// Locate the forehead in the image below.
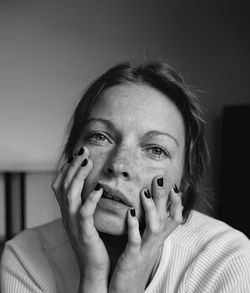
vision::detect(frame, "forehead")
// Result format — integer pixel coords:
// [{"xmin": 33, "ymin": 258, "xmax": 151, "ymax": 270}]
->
[
  {"xmin": 88, "ymin": 83, "xmax": 185, "ymax": 142},
  {"xmin": 92, "ymin": 83, "xmax": 179, "ymax": 115}
]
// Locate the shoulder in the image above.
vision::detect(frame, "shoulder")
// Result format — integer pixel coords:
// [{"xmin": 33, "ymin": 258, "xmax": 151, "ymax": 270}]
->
[
  {"xmin": 171, "ymin": 210, "xmax": 250, "ymax": 254},
  {"xmin": 4, "ymin": 218, "xmax": 68, "ymax": 254},
  {"xmin": 168, "ymin": 210, "xmax": 250, "ymax": 292},
  {"xmin": 1, "ymin": 218, "xmax": 69, "ymax": 271},
  {"xmin": 0, "ymin": 219, "xmax": 70, "ymax": 292}
]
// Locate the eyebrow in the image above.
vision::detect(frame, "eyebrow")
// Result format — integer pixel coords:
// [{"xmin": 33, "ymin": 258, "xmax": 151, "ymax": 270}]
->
[
  {"xmin": 85, "ymin": 118, "xmax": 179, "ymax": 146},
  {"xmin": 85, "ymin": 118, "xmax": 115, "ymax": 130},
  {"xmin": 145, "ymin": 130, "xmax": 179, "ymax": 147}
]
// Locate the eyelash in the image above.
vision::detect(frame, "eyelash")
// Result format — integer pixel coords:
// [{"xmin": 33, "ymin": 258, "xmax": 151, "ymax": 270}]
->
[
  {"xmin": 87, "ymin": 131, "xmax": 111, "ymax": 144},
  {"xmin": 145, "ymin": 145, "xmax": 170, "ymax": 159}
]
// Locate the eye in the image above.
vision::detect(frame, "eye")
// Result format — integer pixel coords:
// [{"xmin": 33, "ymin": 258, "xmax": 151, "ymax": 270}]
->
[
  {"xmin": 91, "ymin": 133, "xmax": 107, "ymax": 141},
  {"xmin": 87, "ymin": 131, "xmax": 112, "ymax": 144},
  {"xmin": 146, "ymin": 145, "xmax": 170, "ymax": 159}
]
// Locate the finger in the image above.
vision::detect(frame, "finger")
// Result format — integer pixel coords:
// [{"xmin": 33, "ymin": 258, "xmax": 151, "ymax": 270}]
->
[
  {"xmin": 52, "ymin": 163, "xmax": 70, "ymax": 204},
  {"xmin": 60, "ymin": 159, "xmax": 93, "ymax": 236},
  {"xmin": 79, "ymin": 184, "xmax": 103, "ymax": 243},
  {"xmin": 152, "ymin": 176, "xmax": 168, "ymax": 219},
  {"xmin": 168, "ymin": 186, "xmax": 183, "ymax": 224},
  {"xmin": 64, "ymin": 146, "xmax": 90, "ymax": 190},
  {"xmin": 67, "ymin": 158, "xmax": 93, "ymax": 215},
  {"xmin": 124, "ymin": 208, "xmax": 141, "ymax": 257},
  {"xmin": 140, "ymin": 189, "xmax": 160, "ymax": 239},
  {"xmin": 52, "ymin": 162, "xmax": 69, "ymax": 192}
]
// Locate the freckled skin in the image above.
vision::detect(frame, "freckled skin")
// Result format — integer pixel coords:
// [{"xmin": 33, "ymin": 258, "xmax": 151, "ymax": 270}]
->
[{"xmin": 74, "ymin": 83, "xmax": 185, "ymax": 235}]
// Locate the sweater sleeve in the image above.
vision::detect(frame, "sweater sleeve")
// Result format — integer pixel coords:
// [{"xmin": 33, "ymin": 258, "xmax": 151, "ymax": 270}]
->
[{"xmin": 0, "ymin": 230, "xmax": 59, "ymax": 293}]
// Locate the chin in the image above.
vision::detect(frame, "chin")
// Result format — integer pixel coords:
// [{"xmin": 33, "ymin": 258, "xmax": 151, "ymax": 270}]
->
[{"xmin": 93, "ymin": 210, "xmax": 127, "ymax": 235}]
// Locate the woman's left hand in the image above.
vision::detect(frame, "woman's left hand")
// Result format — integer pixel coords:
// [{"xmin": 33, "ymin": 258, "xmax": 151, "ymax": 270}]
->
[{"xmin": 109, "ymin": 176, "xmax": 183, "ymax": 293}]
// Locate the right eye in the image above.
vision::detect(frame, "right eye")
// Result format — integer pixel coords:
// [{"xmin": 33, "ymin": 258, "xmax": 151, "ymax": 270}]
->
[
  {"xmin": 90, "ymin": 133, "xmax": 107, "ymax": 141},
  {"xmin": 87, "ymin": 132, "xmax": 112, "ymax": 144}
]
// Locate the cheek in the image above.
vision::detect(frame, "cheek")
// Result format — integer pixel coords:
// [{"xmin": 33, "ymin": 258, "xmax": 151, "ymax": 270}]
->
[
  {"xmin": 89, "ymin": 148, "xmax": 107, "ymax": 169},
  {"xmin": 144, "ymin": 162, "xmax": 183, "ymax": 191}
]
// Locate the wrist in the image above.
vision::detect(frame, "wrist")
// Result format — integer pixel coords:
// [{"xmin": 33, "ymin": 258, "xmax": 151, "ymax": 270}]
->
[{"xmin": 78, "ymin": 277, "xmax": 108, "ymax": 293}]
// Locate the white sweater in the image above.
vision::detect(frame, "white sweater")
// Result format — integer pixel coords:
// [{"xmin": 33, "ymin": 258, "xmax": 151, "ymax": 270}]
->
[{"xmin": 1, "ymin": 210, "xmax": 250, "ymax": 293}]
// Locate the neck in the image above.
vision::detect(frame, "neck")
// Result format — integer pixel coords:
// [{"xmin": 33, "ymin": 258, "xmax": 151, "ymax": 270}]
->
[
  {"xmin": 99, "ymin": 232, "xmax": 163, "ymax": 287},
  {"xmin": 100, "ymin": 232, "xmax": 127, "ymax": 275}
]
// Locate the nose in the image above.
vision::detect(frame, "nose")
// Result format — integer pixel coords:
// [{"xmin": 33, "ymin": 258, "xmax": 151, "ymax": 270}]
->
[{"xmin": 104, "ymin": 145, "xmax": 136, "ymax": 180}]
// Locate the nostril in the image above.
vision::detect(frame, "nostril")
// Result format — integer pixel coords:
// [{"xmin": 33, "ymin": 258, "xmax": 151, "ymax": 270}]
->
[
  {"xmin": 105, "ymin": 167, "xmax": 129, "ymax": 178},
  {"xmin": 122, "ymin": 172, "xmax": 129, "ymax": 178}
]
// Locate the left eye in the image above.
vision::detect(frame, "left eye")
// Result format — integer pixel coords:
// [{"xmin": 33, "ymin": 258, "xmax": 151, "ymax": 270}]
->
[{"xmin": 146, "ymin": 146, "xmax": 169, "ymax": 158}]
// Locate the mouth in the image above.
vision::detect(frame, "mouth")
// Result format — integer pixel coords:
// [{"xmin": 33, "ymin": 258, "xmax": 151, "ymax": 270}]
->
[
  {"xmin": 102, "ymin": 190, "xmax": 126, "ymax": 204},
  {"xmin": 100, "ymin": 184, "xmax": 132, "ymax": 207}
]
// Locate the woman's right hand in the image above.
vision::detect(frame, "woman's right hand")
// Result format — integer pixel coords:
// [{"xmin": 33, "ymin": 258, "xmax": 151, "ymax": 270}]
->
[{"xmin": 52, "ymin": 146, "xmax": 110, "ymax": 293}]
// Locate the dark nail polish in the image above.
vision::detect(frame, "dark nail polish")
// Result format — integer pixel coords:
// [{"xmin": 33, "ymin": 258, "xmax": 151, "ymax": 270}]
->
[
  {"xmin": 144, "ymin": 189, "xmax": 151, "ymax": 199},
  {"xmin": 130, "ymin": 208, "xmax": 136, "ymax": 217},
  {"xmin": 95, "ymin": 183, "xmax": 102, "ymax": 191},
  {"xmin": 157, "ymin": 177, "xmax": 163, "ymax": 187},
  {"xmin": 81, "ymin": 158, "xmax": 88, "ymax": 167},
  {"xmin": 78, "ymin": 147, "xmax": 84, "ymax": 156},
  {"xmin": 173, "ymin": 184, "xmax": 179, "ymax": 193},
  {"xmin": 67, "ymin": 155, "xmax": 74, "ymax": 163}
]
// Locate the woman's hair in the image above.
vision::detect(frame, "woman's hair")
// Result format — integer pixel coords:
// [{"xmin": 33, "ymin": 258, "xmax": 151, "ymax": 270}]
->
[{"xmin": 61, "ymin": 59, "xmax": 212, "ymax": 221}]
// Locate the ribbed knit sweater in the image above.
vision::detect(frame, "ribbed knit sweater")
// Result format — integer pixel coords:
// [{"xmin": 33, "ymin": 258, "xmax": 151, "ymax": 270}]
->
[{"xmin": 1, "ymin": 210, "xmax": 250, "ymax": 292}]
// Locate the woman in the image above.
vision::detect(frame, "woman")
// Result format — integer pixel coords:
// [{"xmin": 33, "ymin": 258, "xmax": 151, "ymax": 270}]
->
[{"xmin": 1, "ymin": 60, "xmax": 250, "ymax": 292}]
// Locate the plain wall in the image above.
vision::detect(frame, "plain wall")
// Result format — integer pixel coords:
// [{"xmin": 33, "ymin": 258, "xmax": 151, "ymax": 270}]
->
[
  {"xmin": 25, "ymin": 172, "xmax": 60, "ymax": 229},
  {"xmin": 0, "ymin": 175, "xmax": 5, "ymax": 240},
  {"xmin": 0, "ymin": 0, "xmax": 249, "ymax": 232}
]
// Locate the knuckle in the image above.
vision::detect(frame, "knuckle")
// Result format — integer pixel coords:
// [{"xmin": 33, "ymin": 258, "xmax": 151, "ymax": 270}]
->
[
  {"xmin": 146, "ymin": 201, "xmax": 155, "ymax": 212},
  {"xmin": 79, "ymin": 206, "xmax": 90, "ymax": 219},
  {"xmin": 86, "ymin": 158, "xmax": 93, "ymax": 169},
  {"xmin": 62, "ymin": 181, "xmax": 69, "ymax": 192},
  {"xmin": 149, "ymin": 224, "xmax": 161, "ymax": 236},
  {"xmin": 66, "ymin": 191, "xmax": 74, "ymax": 206},
  {"xmin": 130, "ymin": 237, "xmax": 141, "ymax": 247},
  {"xmin": 154, "ymin": 190, "xmax": 165, "ymax": 199},
  {"xmin": 78, "ymin": 235, "xmax": 89, "ymax": 246},
  {"xmin": 87, "ymin": 192, "xmax": 97, "ymax": 203}
]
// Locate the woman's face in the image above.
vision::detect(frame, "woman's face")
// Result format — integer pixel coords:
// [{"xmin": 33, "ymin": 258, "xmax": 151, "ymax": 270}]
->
[{"xmin": 74, "ymin": 83, "xmax": 185, "ymax": 235}]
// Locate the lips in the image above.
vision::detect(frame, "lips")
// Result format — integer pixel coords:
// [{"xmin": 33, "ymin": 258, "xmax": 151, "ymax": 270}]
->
[
  {"xmin": 100, "ymin": 184, "xmax": 132, "ymax": 207},
  {"xmin": 102, "ymin": 190, "xmax": 126, "ymax": 204}
]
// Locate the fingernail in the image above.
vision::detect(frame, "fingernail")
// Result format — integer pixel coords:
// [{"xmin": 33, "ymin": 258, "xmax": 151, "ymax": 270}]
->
[
  {"xmin": 78, "ymin": 147, "xmax": 84, "ymax": 156},
  {"xmin": 144, "ymin": 189, "xmax": 151, "ymax": 199},
  {"xmin": 81, "ymin": 158, "xmax": 88, "ymax": 167},
  {"xmin": 67, "ymin": 155, "xmax": 74, "ymax": 163},
  {"xmin": 157, "ymin": 177, "xmax": 163, "ymax": 187},
  {"xmin": 173, "ymin": 184, "xmax": 179, "ymax": 193},
  {"xmin": 95, "ymin": 183, "xmax": 102, "ymax": 191},
  {"xmin": 130, "ymin": 208, "xmax": 136, "ymax": 217}
]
